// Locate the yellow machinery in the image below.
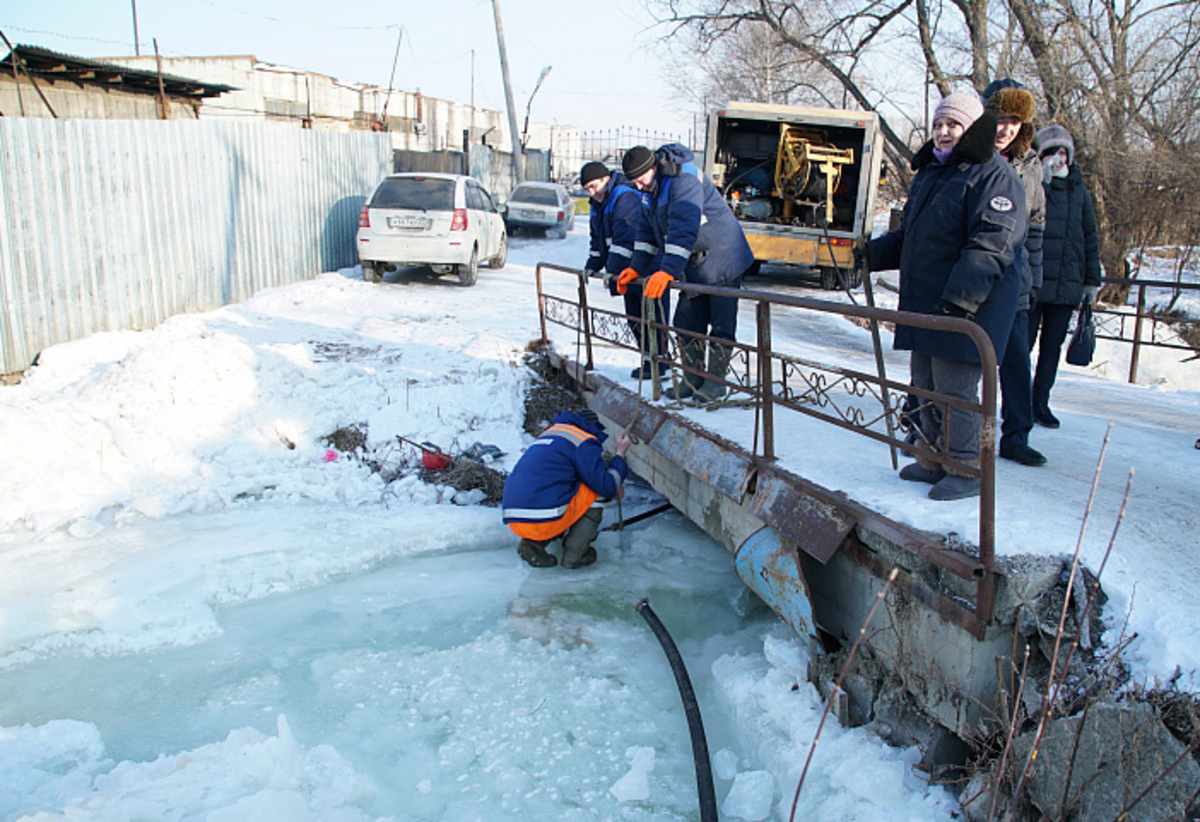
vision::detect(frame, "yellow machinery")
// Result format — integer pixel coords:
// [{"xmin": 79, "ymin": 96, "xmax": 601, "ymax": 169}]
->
[{"xmin": 774, "ymin": 124, "xmax": 855, "ymax": 225}]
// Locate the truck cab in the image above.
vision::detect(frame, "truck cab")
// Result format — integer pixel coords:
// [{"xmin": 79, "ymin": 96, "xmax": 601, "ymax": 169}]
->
[{"xmin": 703, "ymin": 102, "xmax": 884, "ymax": 289}]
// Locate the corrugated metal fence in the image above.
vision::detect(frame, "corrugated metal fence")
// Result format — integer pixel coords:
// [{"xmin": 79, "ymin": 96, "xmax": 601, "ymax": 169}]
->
[{"xmin": 0, "ymin": 119, "xmax": 392, "ymax": 374}]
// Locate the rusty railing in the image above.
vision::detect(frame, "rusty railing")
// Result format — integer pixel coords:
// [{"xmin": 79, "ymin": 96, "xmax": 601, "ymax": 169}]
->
[
  {"xmin": 1093, "ymin": 276, "xmax": 1200, "ymax": 383},
  {"xmin": 535, "ymin": 263, "xmax": 1001, "ymax": 636}
]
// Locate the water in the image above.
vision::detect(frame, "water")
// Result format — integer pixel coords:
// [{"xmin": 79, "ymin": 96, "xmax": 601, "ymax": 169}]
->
[{"xmin": 0, "ymin": 510, "xmax": 784, "ymax": 821}]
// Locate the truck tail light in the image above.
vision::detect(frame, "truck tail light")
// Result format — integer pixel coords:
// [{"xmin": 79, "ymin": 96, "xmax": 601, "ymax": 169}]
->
[
  {"xmin": 358, "ymin": 204, "xmax": 371, "ymax": 228},
  {"xmin": 828, "ymin": 237, "xmax": 851, "ymax": 246},
  {"xmin": 450, "ymin": 208, "xmax": 468, "ymax": 231}
]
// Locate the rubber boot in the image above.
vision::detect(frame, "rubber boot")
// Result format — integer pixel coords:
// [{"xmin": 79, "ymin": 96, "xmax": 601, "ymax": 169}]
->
[
  {"xmin": 694, "ymin": 341, "xmax": 733, "ymax": 404},
  {"xmin": 561, "ymin": 508, "xmax": 602, "ymax": 569},
  {"xmin": 663, "ymin": 339, "xmax": 704, "ymax": 401},
  {"xmin": 517, "ymin": 538, "xmax": 557, "ymax": 568}
]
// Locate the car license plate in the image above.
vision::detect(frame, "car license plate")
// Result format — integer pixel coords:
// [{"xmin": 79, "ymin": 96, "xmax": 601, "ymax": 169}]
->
[
  {"xmin": 388, "ymin": 215, "xmax": 428, "ymax": 230},
  {"xmin": 521, "ymin": 209, "xmax": 541, "ymax": 219}
]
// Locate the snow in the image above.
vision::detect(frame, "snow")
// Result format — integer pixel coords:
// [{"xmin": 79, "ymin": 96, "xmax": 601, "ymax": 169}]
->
[{"xmin": 0, "ymin": 224, "xmax": 1196, "ymax": 820}]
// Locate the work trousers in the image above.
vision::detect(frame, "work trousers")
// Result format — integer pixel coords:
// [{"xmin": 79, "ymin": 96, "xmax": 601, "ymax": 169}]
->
[
  {"xmin": 672, "ymin": 282, "xmax": 740, "ymax": 343},
  {"xmin": 1028, "ymin": 302, "xmax": 1075, "ymax": 406},
  {"xmin": 999, "ymin": 309, "xmax": 1034, "ymax": 449},
  {"xmin": 909, "ymin": 352, "xmax": 982, "ymax": 469},
  {"xmin": 521, "ymin": 507, "xmax": 603, "ymax": 560}
]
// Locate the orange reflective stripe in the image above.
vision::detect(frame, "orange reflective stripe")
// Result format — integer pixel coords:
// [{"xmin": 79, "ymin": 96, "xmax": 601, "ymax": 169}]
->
[
  {"xmin": 542, "ymin": 423, "xmax": 595, "ymax": 445},
  {"xmin": 508, "ymin": 483, "xmax": 600, "ymax": 541}
]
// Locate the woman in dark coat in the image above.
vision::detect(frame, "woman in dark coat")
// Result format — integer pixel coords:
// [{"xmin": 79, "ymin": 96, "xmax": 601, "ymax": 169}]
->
[
  {"xmin": 1028, "ymin": 125, "xmax": 1102, "ymax": 428},
  {"xmin": 867, "ymin": 92, "xmax": 1027, "ymax": 501}
]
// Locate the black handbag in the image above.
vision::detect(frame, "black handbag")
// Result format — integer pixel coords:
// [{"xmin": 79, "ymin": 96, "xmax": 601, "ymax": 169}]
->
[{"xmin": 1066, "ymin": 302, "xmax": 1096, "ymax": 366}]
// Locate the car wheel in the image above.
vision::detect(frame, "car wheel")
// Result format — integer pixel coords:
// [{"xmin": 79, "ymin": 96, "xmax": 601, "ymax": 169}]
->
[
  {"xmin": 457, "ymin": 246, "xmax": 479, "ymax": 287},
  {"xmin": 362, "ymin": 262, "xmax": 382, "ymax": 283},
  {"xmin": 490, "ymin": 232, "xmax": 507, "ymax": 269}
]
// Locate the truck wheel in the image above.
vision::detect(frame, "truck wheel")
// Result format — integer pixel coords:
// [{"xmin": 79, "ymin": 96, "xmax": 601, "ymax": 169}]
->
[
  {"xmin": 819, "ymin": 267, "xmax": 840, "ymax": 290},
  {"xmin": 457, "ymin": 246, "xmax": 479, "ymax": 287}
]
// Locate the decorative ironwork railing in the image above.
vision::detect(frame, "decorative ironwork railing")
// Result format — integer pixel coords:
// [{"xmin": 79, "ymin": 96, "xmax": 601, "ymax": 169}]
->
[{"xmin": 536, "ymin": 263, "xmax": 1002, "ymax": 637}]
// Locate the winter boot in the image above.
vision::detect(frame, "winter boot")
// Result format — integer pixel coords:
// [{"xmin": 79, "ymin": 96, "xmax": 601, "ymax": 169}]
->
[
  {"xmin": 517, "ymin": 539, "xmax": 557, "ymax": 568},
  {"xmin": 631, "ymin": 360, "xmax": 669, "ymax": 379},
  {"xmin": 694, "ymin": 341, "xmax": 734, "ymax": 404},
  {"xmin": 663, "ymin": 339, "xmax": 705, "ymax": 401},
  {"xmin": 561, "ymin": 508, "xmax": 602, "ymax": 569},
  {"xmin": 928, "ymin": 473, "xmax": 981, "ymax": 501},
  {"xmin": 1033, "ymin": 401, "xmax": 1060, "ymax": 429},
  {"xmin": 899, "ymin": 462, "xmax": 946, "ymax": 485}
]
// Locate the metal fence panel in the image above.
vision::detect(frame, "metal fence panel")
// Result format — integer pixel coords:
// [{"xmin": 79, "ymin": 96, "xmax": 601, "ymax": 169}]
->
[{"xmin": 0, "ymin": 119, "xmax": 391, "ymax": 374}]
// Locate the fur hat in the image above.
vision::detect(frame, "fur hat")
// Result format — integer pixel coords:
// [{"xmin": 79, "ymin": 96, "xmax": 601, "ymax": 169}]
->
[
  {"xmin": 932, "ymin": 92, "xmax": 984, "ymax": 129},
  {"xmin": 622, "ymin": 145, "xmax": 656, "ymax": 179},
  {"xmin": 579, "ymin": 161, "xmax": 610, "ymax": 187},
  {"xmin": 1037, "ymin": 124, "xmax": 1075, "ymax": 166},
  {"xmin": 982, "ymin": 79, "xmax": 1036, "ymax": 156}
]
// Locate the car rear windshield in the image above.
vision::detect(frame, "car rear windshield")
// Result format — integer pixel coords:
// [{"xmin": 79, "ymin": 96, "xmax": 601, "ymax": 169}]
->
[
  {"xmin": 371, "ymin": 178, "xmax": 455, "ymax": 211},
  {"xmin": 508, "ymin": 186, "xmax": 559, "ymax": 206}
]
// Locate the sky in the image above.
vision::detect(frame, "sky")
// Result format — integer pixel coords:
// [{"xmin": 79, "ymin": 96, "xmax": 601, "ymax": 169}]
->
[{"xmin": 0, "ymin": 0, "xmax": 700, "ymax": 137}]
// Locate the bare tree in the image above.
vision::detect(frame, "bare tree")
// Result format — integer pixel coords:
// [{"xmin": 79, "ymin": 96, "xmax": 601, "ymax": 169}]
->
[{"xmin": 655, "ymin": 0, "xmax": 1200, "ymax": 284}]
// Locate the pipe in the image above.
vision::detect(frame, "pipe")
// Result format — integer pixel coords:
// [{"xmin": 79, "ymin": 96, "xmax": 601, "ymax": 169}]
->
[
  {"xmin": 734, "ymin": 527, "xmax": 816, "ymax": 639},
  {"xmin": 635, "ymin": 598, "xmax": 718, "ymax": 822}
]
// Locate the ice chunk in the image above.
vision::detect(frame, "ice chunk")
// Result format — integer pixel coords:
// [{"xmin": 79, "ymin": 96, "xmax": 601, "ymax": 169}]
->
[
  {"xmin": 713, "ymin": 747, "xmax": 739, "ymax": 781},
  {"xmin": 721, "ymin": 769, "xmax": 775, "ymax": 821},
  {"xmin": 609, "ymin": 745, "xmax": 655, "ymax": 802}
]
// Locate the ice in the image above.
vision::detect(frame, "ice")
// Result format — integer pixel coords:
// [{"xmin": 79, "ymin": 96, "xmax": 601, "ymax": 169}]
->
[
  {"xmin": 609, "ymin": 746, "xmax": 656, "ymax": 802},
  {"xmin": 712, "ymin": 747, "xmax": 740, "ymax": 780},
  {"xmin": 2, "ymin": 224, "xmax": 1193, "ymax": 819},
  {"xmin": 721, "ymin": 770, "xmax": 776, "ymax": 821}
]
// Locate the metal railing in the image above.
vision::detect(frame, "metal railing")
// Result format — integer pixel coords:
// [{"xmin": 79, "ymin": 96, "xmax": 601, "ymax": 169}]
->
[
  {"xmin": 1093, "ymin": 276, "xmax": 1200, "ymax": 383},
  {"xmin": 536, "ymin": 262, "xmax": 1001, "ymax": 636}
]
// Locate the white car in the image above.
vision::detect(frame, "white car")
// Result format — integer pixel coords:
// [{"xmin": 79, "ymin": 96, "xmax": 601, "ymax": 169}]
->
[
  {"xmin": 356, "ymin": 173, "xmax": 507, "ymax": 286},
  {"xmin": 502, "ymin": 181, "xmax": 576, "ymax": 238}
]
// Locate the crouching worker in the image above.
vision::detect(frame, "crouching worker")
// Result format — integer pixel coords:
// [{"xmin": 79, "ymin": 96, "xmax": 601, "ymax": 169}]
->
[{"xmin": 502, "ymin": 409, "xmax": 631, "ymax": 569}]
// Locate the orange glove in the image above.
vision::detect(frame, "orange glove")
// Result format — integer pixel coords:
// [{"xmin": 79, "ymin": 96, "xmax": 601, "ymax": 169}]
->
[
  {"xmin": 645, "ymin": 270, "xmax": 675, "ymax": 299},
  {"xmin": 615, "ymin": 267, "xmax": 638, "ymax": 295}
]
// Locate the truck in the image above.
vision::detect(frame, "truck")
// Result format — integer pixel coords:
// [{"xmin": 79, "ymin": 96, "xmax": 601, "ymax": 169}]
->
[{"xmin": 702, "ymin": 101, "xmax": 885, "ymax": 290}]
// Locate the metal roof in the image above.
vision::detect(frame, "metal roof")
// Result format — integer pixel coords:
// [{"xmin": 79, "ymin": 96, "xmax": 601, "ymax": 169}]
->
[{"xmin": 2, "ymin": 45, "xmax": 235, "ymax": 99}]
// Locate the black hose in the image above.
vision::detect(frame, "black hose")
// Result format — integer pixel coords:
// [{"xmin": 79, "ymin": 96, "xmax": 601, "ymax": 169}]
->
[{"xmin": 635, "ymin": 598, "xmax": 718, "ymax": 822}]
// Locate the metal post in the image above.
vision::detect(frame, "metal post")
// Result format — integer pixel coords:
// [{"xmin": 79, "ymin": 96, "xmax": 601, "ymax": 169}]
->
[
  {"xmin": 757, "ymin": 302, "xmax": 775, "ymax": 460},
  {"xmin": 1129, "ymin": 284, "xmax": 1145, "ymax": 384}
]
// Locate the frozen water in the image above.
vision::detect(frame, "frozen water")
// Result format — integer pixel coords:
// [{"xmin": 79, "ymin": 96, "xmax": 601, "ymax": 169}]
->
[
  {"xmin": 609, "ymin": 746, "xmax": 656, "ymax": 802},
  {"xmin": 0, "ymin": 505, "xmax": 960, "ymax": 821},
  {"xmin": 722, "ymin": 770, "xmax": 776, "ymax": 821}
]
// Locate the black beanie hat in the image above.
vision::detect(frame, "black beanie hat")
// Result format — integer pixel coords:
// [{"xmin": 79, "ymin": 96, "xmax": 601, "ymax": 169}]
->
[
  {"xmin": 579, "ymin": 161, "xmax": 610, "ymax": 187},
  {"xmin": 622, "ymin": 145, "xmax": 655, "ymax": 179}
]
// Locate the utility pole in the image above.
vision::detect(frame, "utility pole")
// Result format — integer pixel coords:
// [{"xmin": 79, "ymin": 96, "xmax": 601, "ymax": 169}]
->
[
  {"xmin": 380, "ymin": 25, "xmax": 403, "ymax": 129},
  {"xmin": 490, "ymin": 0, "xmax": 524, "ymax": 185},
  {"xmin": 131, "ymin": 0, "xmax": 140, "ymax": 56}
]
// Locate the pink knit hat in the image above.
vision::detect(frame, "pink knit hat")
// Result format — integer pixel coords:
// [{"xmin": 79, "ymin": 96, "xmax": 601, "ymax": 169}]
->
[{"xmin": 932, "ymin": 92, "xmax": 984, "ymax": 129}]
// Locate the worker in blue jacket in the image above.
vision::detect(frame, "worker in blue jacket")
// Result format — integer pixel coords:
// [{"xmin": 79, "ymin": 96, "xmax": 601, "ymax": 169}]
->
[
  {"xmin": 502, "ymin": 408, "xmax": 631, "ymax": 569},
  {"xmin": 866, "ymin": 92, "xmax": 1026, "ymax": 501},
  {"xmin": 618, "ymin": 143, "xmax": 754, "ymax": 403},
  {"xmin": 579, "ymin": 161, "xmax": 667, "ymax": 379}
]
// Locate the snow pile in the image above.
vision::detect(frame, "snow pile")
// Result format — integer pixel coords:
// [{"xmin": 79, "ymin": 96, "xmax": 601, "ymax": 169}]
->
[
  {"xmin": 710, "ymin": 634, "xmax": 959, "ymax": 821},
  {"xmin": 2, "ymin": 716, "xmax": 381, "ymax": 822}
]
